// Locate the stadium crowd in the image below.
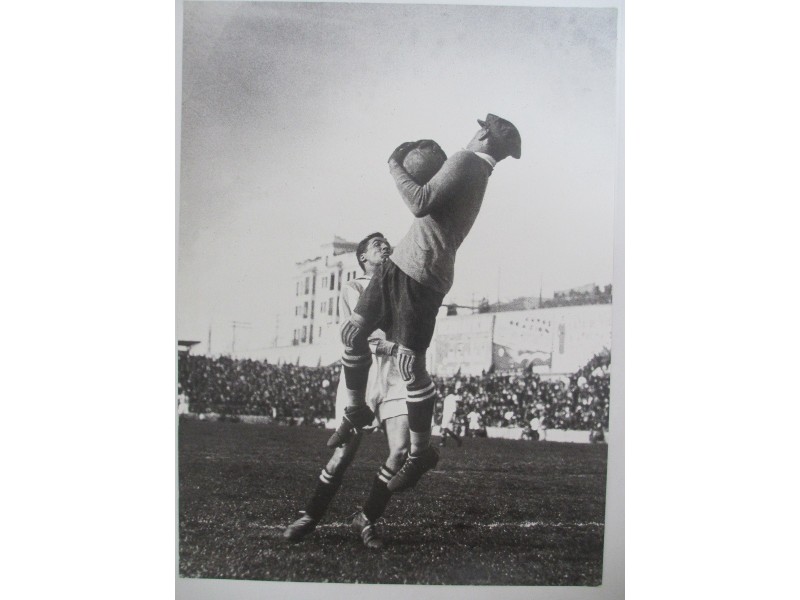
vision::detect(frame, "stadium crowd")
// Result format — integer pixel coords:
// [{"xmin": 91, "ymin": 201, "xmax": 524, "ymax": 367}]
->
[
  {"xmin": 178, "ymin": 355, "xmax": 338, "ymax": 426},
  {"xmin": 177, "ymin": 351, "xmax": 610, "ymax": 432},
  {"xmin": 435, "ymin": 350, "xmax": 610, "ymax": 435}
]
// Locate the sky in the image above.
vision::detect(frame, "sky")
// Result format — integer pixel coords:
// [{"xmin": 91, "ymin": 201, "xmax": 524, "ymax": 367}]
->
[{"xmin": 177, "ymin": 1, "xmax": 621, "ymax": 355}]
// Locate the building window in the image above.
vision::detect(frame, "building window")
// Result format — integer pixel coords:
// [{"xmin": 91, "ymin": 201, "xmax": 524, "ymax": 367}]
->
[
  {"xmin": 305, "ymin": 277, "xmax": 309, "ymax": 295},
  {"xmin": 338, "ymin": 272, "xmax": 342, "ymax": 291},
  {"xmin": 321, "ymin": 301, "xmax": 326, "ymax": 314},
  {"xmin": 311, "ymin": 300, "xmax": 315, "ymax": 318},
  {"xmin": 296, "ymin": 281, "xmax": 299, "ymax": 296},
  {"xmin": 346, "ymin": 272, "xmax": 350, "ymax": 282},
  {"xmin": 312, "ymin": 275, "xmax": 316, "ymax": 294},
  {"xmin": 330, "ymin": 274, "xmax": 335, "ymax": 291},
  {"xmin": 318, "ymin": 326, "xmax": 322, "ymax": 338},
  {"xmin": 302, "ymin": 326, "xmax": 307, "ymax": 343},
  {"xmin": 304, "ymin": 301, "xmax": 308, "ymax": 318},
  {"xmin": 336, "ymin": 297, "xmax": 340, "ymax": 317},
  {"xmin": 322, "ymin": 276, "xmax": 327, "ymax": 290},
  {"xmin": 328, "ymin": 300, "xmax": 333, "ymax": 316}
]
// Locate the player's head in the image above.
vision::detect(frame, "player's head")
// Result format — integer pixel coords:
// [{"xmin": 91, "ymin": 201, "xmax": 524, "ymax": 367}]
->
[
  {"xmin": 356, "ymin": 232, "xmax": 391, "ymax": 273},
  {"xmin": 470, "ymin": 113, "xmax": 522, "ymax": 161}
]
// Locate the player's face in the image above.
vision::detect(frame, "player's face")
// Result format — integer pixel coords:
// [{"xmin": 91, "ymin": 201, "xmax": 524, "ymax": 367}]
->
[{"xmin": 363, "ymin": 236, "xmax": 391, "ymax": 267}]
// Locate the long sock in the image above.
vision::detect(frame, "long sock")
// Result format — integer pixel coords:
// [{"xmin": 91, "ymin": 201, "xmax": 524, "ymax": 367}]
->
[
  {"xmin": 341, "ymin": 387, "xmax": 366, "ymax": 409},
  {"xmin": 409, "ymin": 429, "xmax": 432, "ymax": 454},
  {"xmin": 406, "ymin": 377, "xmax": 436, "ymax": 425},
  {"xmin": 407, "ymin": 397, "xmax": 435, "ymax": 454},
  {"xmin": 407, "ymin": 395, "xmax": 436, "ymax": 430},
  {"xmin": 341, "ymin": 348, "xmax": 371, "ymax": 408},
  {"xmin": 405, "ymin": 374, "xmax": 437, "ymax": 453},
  {"xmin": 303, "ymin": 468, "xmax": 342, "ymax": 520},
  {"xmin": 362, "ymin": 465, "xmax": 395, "ymax": 522}
]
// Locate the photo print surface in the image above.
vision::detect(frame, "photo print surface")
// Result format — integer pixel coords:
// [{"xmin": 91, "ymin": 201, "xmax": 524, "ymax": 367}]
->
[{"xmin": 177, "ymin": 0, "xmax": 622, "ymax": 588}]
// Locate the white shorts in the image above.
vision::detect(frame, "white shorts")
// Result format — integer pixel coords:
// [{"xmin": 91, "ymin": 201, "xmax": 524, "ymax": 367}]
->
[
  {"xmin": 335, "ymin": 355, "xmax": 407, "ymax": 425},
  {"xmin": 374, "ymin": 397, "xmax": 408, "ymax": 423}
]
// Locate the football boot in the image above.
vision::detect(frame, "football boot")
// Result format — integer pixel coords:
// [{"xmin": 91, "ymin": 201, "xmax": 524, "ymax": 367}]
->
[
  {"xmin": 282, "ymin": 513, "xmax": 318, "ymax": 541},
  {"xmin": 386, "ymin": 446, "xmax": 440, "ymax": 493},
  {"xmin": 326, "ymin": 405, "xmax": 374, "ymax": 448},
  {"xmin": 350, "ymin": 511, "xmax": 384, "ymax": 549}
]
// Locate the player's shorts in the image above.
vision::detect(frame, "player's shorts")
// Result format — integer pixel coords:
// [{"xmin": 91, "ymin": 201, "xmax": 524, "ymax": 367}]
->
[
  {"xmin": 335, "ymin": 356, "xmax": 408, "ymax": 426},
  {"xmin": 353, "ymin": 260, "xmax": 445, "ymax": 352},
  {"xmin": 374, "ymin": 397, "xmax": 407, "ymax": 423}
]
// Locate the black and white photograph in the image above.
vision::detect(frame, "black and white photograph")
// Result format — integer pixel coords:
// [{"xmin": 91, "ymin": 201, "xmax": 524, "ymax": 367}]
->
[
  {"xmin": 176, "ymin": 0, "xmax": 623, "ymax": 593},
  {"xmin": 9, "ymin": 1, "xmax": 800, "ymax": 599}
]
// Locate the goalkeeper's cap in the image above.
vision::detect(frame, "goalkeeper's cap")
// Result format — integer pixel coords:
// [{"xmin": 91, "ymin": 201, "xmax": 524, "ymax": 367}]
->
[{"xmin": 477, "ymin": 113, "xmax": 521, "ymax": 159}]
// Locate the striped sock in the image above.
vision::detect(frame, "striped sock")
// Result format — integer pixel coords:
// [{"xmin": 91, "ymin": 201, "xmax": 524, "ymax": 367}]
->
[
  {"xmin": 341, "ymin": 348, "xmax": 372, "ymax": 401},
  {"xmin": 303, "ymin": 468, "xmax": 342, "ymax": 520},
  {"xmin": 406, "ymin": 378, "xmax": 437, "ymax": 433},
  {"xmin": 363, "ymin": 465, "xmax": 395, "ymax": 522}
]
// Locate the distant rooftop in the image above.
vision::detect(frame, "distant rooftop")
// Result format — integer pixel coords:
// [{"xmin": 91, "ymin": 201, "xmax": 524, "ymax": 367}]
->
[
  {"xmin": 296, "ymin": 235, "xmax": 358, "ymax": 266},
  {"xmin": 177, "ymin": 340, "xmax": 201, "ymax": 354},
  {"xmin": 325, "ymin": 235, "xmax": 358, "ymax": 256}
]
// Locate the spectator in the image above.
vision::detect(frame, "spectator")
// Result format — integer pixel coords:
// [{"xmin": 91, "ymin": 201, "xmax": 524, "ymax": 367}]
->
[{"xmin": 177, "ymin": 350, "xmax": 611, "ymax": 435}]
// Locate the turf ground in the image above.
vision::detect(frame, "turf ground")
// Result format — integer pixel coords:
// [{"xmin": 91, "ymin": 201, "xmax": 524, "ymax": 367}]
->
[{"xmin": 178, "ymin": 419, "xmax": 608, "ymax": 585}]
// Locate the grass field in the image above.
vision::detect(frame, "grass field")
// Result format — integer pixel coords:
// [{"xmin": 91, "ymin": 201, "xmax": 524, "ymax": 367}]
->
[{"xmin": 178, "ymin": 419, "xmax": 608, "ymax": 585}]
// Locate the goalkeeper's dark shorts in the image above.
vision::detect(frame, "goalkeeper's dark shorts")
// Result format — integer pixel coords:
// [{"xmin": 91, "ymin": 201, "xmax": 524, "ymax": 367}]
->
[{"xmin": 353, "ymin": 259, "xmax": 444, "ymax": 353}]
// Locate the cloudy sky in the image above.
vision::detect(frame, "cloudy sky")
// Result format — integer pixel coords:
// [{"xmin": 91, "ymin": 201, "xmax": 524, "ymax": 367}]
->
[{"xmin": 177, "ymin": 1, "xmax": 620, "ymax": 354}]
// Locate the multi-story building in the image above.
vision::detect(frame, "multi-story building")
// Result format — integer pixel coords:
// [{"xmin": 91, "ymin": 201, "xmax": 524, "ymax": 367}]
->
[
  {"xmin": 290, "ymin": 236, "xmax": 363, "ymax": 346},
  {"xmin": 273, "ymin": 238, "xmax": 612, "ymax": 378}
]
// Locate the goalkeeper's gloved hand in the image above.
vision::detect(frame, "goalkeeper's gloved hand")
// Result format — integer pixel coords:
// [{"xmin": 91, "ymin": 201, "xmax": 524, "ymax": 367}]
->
[{"xmin": 388, "ymin": 141, "xmax": 416, "ymax": 164}]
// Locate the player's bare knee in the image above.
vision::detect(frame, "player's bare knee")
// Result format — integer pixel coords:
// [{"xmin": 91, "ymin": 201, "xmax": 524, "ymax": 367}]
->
[
  {"xmin": 386, "ymin": 445, "xmax": 408, "ymax": 473},
  {"xmin": 390, "ymin": 441, "xmax": 409, "ymax": 463}
]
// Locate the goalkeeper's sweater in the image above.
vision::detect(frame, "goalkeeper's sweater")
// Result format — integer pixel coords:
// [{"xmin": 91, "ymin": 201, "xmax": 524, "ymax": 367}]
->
[{"xmin": 388, "ymin": 150, "xmax": 494, "ymax": 295}]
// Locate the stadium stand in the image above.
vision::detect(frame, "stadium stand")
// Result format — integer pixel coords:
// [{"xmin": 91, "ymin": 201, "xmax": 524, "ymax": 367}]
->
[
  {"xmin": 434, "ymin": 350, "xmax": 610, "ymax": 434},
  {"xmin": 178, "ymin": 355, "xmax": 338, "ymax": 426},
  {"xmin": 178, "ymin": 350, "xmax": 610, "ymax": 433}
]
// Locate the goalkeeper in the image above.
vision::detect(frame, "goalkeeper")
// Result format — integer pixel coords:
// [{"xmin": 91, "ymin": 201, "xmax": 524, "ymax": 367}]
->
[{"xmin": 331, "ymin": 114, "xmax": 521, "ymax": 493}]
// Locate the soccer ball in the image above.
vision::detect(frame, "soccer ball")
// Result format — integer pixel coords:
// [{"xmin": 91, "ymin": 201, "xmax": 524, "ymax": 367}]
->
[{"xmin": 402, "ymin": 139, "xmax": 447, "ymax": 185}]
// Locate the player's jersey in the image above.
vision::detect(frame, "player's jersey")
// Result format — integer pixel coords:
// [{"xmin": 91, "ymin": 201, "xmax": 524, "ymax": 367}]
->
[
  {"xmin": 335, "ymin": 275, "xmax": 405, "ymax": 424},
  {"xmin": 441, "ymin": 393, "xmax": 460, "ymax": 427},
  {"xmin": 388, "ymin": 150, "xmax": 493, "ymax": 294}
]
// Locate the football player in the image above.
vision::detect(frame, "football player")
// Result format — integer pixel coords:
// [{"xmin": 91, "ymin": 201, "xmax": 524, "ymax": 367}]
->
[
  {"xmin": 332, "ymin": 114, "xmax": 521, "ymax": 492},
  {"xmin": 439, "ymin": 384, "xmax": 463, "ymax": 447},
  {"xmin": 283, "ymin": 232, "xmax": 409, "ymax": 549}
]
